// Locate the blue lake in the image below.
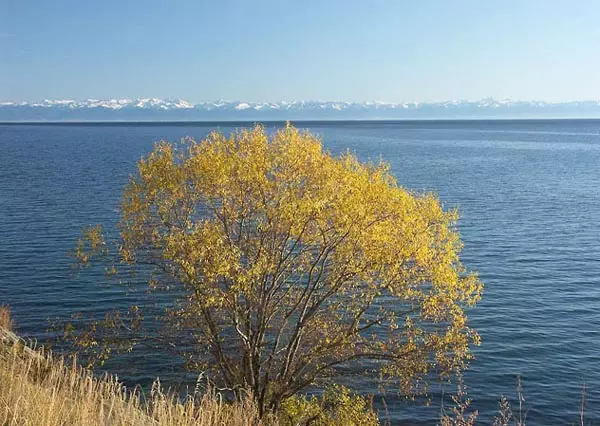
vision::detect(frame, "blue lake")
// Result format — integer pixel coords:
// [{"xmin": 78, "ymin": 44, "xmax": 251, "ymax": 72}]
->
[{"xmin": 1, "ymin": 120, "xmax": 599, "ymax": 424}]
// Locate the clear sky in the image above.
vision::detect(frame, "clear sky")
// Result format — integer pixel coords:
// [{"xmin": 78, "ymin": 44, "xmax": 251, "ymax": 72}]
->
[{"xmin": 1, "ymin": 0, "xmax": 600, "ymax": 103}]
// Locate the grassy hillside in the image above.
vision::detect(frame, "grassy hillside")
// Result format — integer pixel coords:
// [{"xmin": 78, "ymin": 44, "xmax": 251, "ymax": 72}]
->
[
  {"xmin": 0, "ymin": 306, "xmax": 271, "ymax": 426},
  {"xmin": 0, "ymin": 306, "xmax": 381, "ymax": 426}
]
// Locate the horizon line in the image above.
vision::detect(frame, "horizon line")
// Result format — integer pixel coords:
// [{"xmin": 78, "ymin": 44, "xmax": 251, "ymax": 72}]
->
[
  {"xmin": 3, "ymin": 97, "xmax": 600, "ymax": 105},
  {"xmin": 4, "ymin": 116, "xmax": 600, "ymax": 125}
]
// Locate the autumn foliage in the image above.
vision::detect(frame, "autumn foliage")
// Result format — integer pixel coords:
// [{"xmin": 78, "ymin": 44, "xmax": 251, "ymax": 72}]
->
[{"xmin": 75, "ymin": 124, "xmax": 482, "ymax": 415}]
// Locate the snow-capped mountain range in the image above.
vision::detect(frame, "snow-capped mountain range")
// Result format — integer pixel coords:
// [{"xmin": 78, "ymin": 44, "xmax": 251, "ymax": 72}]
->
[{"xmin": 2, "ymin": 98, "xmax": 600, "ymax": 121}]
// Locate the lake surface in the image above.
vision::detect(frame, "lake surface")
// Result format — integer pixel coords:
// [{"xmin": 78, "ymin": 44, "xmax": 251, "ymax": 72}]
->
[{"xmin": 1, "ymin": 120, "xmax": 599, "ymax": 424}]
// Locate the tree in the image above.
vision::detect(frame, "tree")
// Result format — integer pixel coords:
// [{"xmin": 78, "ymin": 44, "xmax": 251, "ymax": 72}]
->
[{"xmin": 75, "ymin": 124, "xmax": 482, "ymax": 416}]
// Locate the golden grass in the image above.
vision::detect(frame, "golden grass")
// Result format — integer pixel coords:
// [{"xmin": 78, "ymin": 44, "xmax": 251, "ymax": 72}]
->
[
  {"xmin": 0, "ymin": 324, "xmax": 274, "ymax": 426},
  {"xmin": 0, "ymin": 305, "xmax": 12, "ymax": 330}
]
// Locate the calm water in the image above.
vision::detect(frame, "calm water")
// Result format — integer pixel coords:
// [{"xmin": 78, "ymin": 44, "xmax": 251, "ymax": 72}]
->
[{"xmin": 1, "ymin": 120, "xmax": 599, "ymax": 424}]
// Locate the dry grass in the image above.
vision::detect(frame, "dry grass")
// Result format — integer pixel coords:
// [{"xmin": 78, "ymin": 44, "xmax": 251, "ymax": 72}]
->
[
  {"xmin": 0, "ymin": 323, "xmax": 274, "ymax": 426},
  {"xmin": 0, "ymin": 305, "xmax": 12, "ymax": 330},
  {"xmin": 0, "ymin": 307, "xmax": 378, "ymax": 425}
]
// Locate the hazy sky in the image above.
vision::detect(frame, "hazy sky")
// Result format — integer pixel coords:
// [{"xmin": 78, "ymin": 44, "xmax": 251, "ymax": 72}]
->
[{"xmin": 2, "ymin": 0, "xmax": 600, "ymax": 103}]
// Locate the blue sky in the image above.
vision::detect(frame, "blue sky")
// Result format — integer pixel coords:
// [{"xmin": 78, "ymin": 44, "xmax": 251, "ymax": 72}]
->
[{"xmin": 1, "ymin": 0, "xmax": 600, "ymax": 102}]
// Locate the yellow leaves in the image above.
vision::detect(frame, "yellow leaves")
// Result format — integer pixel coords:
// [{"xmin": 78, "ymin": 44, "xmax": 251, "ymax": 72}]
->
[
  {"xmin": 110, "ymin": 123, "xmax": 483, "ymax": 398},
  {"xmin": 165, "ymin": 222, "xmax": 236, "ymax": 279},
  {"xmin": 73, "ymin": 225, "xmax": 107, "ymax": 265},
  {"xmin": 125, "ymin": 123, "xmax": 481, "ymax": 305},
  {"xmin": 280, "ymin": 385, "xmax": 379, "ymax": 426}
]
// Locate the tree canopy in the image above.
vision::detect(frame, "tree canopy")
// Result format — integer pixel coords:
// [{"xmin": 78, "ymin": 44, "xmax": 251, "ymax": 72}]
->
[{"xmin": 75, "ymin": 124, "xmax": 482, "ymax": 415}]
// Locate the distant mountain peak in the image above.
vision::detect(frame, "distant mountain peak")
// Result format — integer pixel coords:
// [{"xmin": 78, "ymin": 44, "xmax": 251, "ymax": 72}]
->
[{"xmin": 2, "ymin": 98, "xmax": 600, "ymax": 121}]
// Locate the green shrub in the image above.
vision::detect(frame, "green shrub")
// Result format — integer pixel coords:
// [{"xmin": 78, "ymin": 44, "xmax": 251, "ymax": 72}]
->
[{"xmin": 279, "ymin": 385, "xmax": 380, "ymax": 426}]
